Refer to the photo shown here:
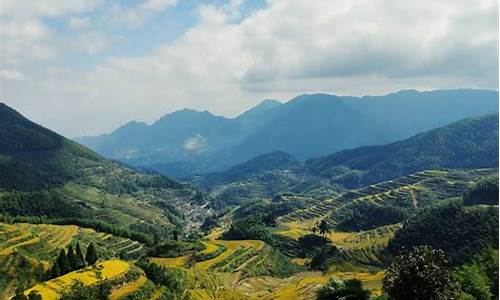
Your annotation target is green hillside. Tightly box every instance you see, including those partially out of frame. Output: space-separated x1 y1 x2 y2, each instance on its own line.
0 103 207 245
307 114 499 188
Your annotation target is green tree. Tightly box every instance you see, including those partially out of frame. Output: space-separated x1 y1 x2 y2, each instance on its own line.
316 278 370 300
75 242 85 268
50 261 61 278
318 220 331 237
66 245 77 270
59 280 111 300
85 243 98 265
28 291 42 300
383 246 458 300
455 263 492 300
56 249 71 275
12 288 28 300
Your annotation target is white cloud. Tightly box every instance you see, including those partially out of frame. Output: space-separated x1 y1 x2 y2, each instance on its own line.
0 19 57 64
0 0 498 137
69 17 90 29
0 69 26 81
0 0 102 18
71 31 116 54
184 134 208 152
110 0 178 28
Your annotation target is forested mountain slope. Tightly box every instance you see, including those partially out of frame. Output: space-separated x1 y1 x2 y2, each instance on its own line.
0 103 207 245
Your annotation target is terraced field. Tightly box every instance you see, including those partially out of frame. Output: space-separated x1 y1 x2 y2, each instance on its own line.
280 169 496 225
109 274 148 300
24 259 130 299
151 240 264 271
0 222 146 299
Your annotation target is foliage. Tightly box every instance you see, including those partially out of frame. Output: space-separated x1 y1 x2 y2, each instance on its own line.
297 234 331 257
307 114 499 188
333 201 408 231
149 240 205 258
200 215 219 232
316 278 370 300
388 199 498 264
59 279 111 300
233 199 304 226
192 245 227 263
137 260 191 298
383 246 459 300
463 175 499 206
50 243 99 279
221 214 271 241
85 243 98 265
454 249 499 300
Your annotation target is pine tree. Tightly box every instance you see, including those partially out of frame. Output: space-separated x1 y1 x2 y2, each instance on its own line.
318 220 331 237
56 249 71 274
75 242 85 268
85 243 98 265
50 261 61 278
67 245 77 271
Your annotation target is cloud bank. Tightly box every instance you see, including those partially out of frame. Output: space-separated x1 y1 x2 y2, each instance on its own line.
0 0 498 137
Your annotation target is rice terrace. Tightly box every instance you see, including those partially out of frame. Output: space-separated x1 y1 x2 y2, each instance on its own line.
0 0 499 299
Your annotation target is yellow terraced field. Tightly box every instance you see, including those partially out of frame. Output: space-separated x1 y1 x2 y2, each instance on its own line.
109 275 148 300
24 260 130 300
200 241 219 254
150 255 188 268
195 240 263 270
150 239 264 271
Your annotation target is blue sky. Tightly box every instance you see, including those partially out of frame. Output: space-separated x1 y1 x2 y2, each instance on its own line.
0 0 498 137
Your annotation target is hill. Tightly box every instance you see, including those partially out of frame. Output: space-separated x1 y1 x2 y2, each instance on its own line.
0 103 207 245
193 115 498 209
307 114 499 188
76 89 499 177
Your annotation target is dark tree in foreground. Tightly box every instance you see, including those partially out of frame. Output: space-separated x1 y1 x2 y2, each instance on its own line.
66 245 77 270
383 246 458 300
56 249 71 275
50 261 61 278
85 243 98 265
75 242 85 268
28 291 42 300
11 288 28 300
318 220 331 237
317 278 370 300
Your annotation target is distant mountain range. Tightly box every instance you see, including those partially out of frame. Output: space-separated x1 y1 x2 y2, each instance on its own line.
192 114 498 206
76 89 499 177
0 103 206 243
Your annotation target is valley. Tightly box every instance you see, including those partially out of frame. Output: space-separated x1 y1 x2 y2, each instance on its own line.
0 101 497 300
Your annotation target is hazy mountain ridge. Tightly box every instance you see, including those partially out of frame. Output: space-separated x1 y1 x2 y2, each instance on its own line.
76 89 499 178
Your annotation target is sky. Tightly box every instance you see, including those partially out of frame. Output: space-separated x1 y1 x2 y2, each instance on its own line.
0 0 498 137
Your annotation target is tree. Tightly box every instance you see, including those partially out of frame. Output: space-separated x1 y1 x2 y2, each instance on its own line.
318 220 331 237
59 279 111 300
455 263 492 300
317 278 370 300
12 288 28 300
50 261 61 278
383 246 458 300
56 249 71 275
66 245 77 270
28 291 42 300
172 229 180 241
75 242 85 268
85 243 98 265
